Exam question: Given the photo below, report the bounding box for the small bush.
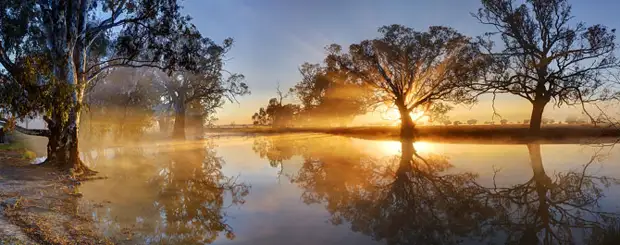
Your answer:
[22,150,36,160]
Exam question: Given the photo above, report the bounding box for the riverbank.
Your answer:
[0,138,111,244]
[207,124,620,144]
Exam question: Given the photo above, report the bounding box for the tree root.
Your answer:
[39,158,98,179]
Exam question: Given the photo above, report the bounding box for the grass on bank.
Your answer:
[0,133,37,160]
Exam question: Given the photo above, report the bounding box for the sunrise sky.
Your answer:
[180,0,620,125]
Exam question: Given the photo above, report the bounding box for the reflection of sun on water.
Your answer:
[378,141,434,156]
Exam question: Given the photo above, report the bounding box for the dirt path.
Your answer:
[0,150,112,245]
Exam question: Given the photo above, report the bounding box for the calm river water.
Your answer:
[77,134,620,245]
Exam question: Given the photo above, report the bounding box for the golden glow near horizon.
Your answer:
[378,140,435,156]
[381,107,430,125]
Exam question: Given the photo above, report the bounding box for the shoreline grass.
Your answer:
[207,124,620,144]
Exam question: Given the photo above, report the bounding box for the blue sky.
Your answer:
[181,0,620,124]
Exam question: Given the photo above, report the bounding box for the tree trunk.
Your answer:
[529,100,547,135]
[397,104,415,139]
[41,44,94,175]
[195,115,205,140]
[528,143,551,185]
[172,101,186,140]
[44,114,95,176]
[398,138,414,173]
[527,143,552,242]
[158,117,170,135]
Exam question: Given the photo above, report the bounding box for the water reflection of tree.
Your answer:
[300,139,495,244]
[482,144,620,245]
[252,135,299,170]
[252,136,620,245]
[85,141,249,244]
[253,136,492,244]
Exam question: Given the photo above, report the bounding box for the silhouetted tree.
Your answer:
[0,0,222,174]
[154,66,248,139]
[326,25,489,138]
[252,108,269,126]
[292,62,368,126]
[472,0,620,134]
[252,86,301,128]
[467,119,478,125]
[500,119,508,125]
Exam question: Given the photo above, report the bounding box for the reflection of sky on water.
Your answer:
[79,134,620,244]
[215,139,378,244]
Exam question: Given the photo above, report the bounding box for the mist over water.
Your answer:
[72,134,620,245]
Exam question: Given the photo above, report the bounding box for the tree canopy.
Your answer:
[252,62,367,128]
[0,0,237,173]
[472,0,620,132]
[325,24,490,137]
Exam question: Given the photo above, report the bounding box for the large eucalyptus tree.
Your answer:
[0,0,229,175]
[153,65,248,140]
[472,0,619,133]
[326,25,489,138]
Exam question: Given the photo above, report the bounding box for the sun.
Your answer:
[382,108,401,121]
[382,108,430,125]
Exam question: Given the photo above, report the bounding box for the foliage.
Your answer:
[0,0,226,170]
[292,62,368,126]
[252,87,301,128]
[154,53,249,118]
[154,56,248,138]
[0,0,211,121]
[325,24,490,130]
[252,62,368,128]
[252,108,269,126]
